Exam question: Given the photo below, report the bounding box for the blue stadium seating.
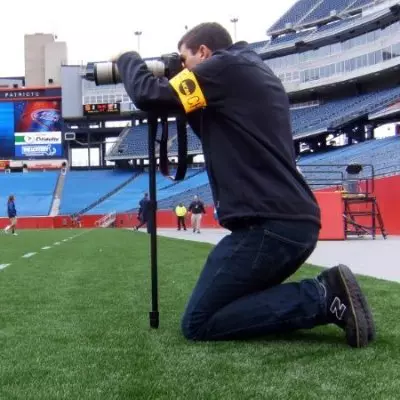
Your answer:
[292,86,400,136]
[107,122,187,159]
[313,17,356,33]
[155,136,400,208]
[301,0,353,25]
[269,31,310,46]
[107,87,400,159]
[155,137,400,208]
[157,183,213,211]
[348,0,373,10]
[298,136,400,188]
[87,169,209,214]
[269,0,318,32]
[59,170,134,215]
[247,40,269,51]
[112,124,149,157]
[0,172,59,217]
[268,0,374,32]
[169,130,202,154]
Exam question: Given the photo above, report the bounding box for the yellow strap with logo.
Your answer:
[169,69,207,113]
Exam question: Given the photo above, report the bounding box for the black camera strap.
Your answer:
[159,114,187,181]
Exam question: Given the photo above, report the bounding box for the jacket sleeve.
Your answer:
[117,51,227,114]
[116,52,183,113]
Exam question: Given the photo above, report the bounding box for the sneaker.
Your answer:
[317,264,375,348]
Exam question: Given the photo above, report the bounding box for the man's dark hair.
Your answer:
[178,22,233,53]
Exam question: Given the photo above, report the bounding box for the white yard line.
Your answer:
[22,252,37,259]
[1,229,95,273]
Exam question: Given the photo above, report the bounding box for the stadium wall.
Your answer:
[1,176,399,237]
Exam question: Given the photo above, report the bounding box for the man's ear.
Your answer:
[199,44,213,59]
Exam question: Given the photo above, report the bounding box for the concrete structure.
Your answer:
[0,77,24,88]
[24,33,67,87]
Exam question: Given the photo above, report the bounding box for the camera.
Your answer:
[83,52,183,86]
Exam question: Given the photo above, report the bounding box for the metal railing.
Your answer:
[299,163,376,195]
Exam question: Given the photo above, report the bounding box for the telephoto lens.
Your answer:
[84,60,167,86]
[83,53,183,86]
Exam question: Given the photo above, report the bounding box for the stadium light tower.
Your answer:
[230,17,239,42]
[134,31,142,53]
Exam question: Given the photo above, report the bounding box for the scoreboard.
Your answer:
[83,103,120,116]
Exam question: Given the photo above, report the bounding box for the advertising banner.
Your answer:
[14,132,62,145]
[12,100,63,158]
[14,143,63,158]
[1,100,63,159]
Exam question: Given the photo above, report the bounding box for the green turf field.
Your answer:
[0,229,398,400]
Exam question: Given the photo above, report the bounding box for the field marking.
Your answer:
[1,229,96,272]
[22,252,37,259]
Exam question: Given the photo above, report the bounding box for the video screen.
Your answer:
[0,102,15,158]
[0,100,63,159]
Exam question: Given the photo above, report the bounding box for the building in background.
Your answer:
[24,33,67,87]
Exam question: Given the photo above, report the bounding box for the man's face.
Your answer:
[179,44,212,71]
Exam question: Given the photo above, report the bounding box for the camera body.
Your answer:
[83,52,183,86]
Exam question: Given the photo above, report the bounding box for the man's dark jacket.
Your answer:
[138,197,150,219]
[188,200,206,215]
[117,42,321,229]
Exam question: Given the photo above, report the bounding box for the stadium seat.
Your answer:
[59,170,135,215]
[298,136,400,189]
[301,0,355,25]
[348,0,374,11]
[292,86,400,137]
[0,172,59,217]
[268,0,322,32]
[87,169,208,214]
[107,87,400,160]
[268,0,374,32]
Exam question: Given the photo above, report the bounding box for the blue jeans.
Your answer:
[181,219,326,340]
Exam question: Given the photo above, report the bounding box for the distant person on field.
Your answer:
[188,195,206,233]
[4,195,18,236]
[175,203,187,231]
[135,192,151,233]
